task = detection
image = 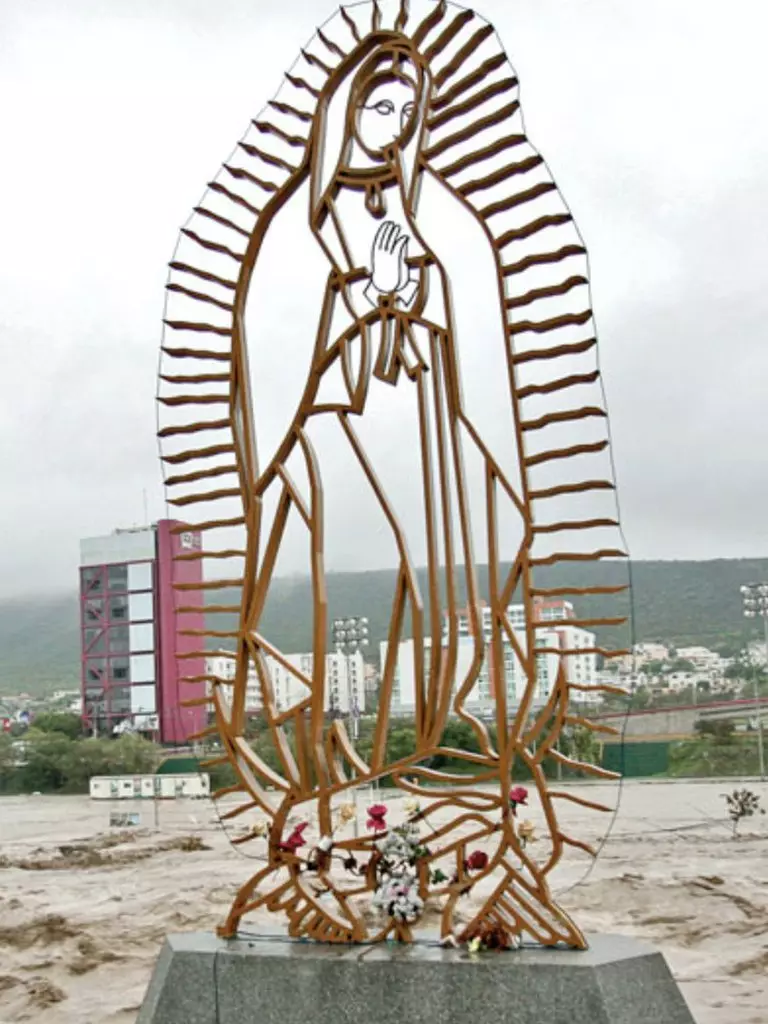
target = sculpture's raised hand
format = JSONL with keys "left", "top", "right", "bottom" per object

{"left": 370, "top": 221, "right": 409, "bottom": 293}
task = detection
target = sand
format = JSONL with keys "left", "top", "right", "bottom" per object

{"left": 1, "top": 780, "right": 766, "bottom": 1024}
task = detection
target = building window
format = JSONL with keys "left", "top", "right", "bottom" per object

{"left": 129, "top": 622, "right": 154, "bottom": 652}
{"left": 108, "top": 565, "right": 128, "bottom": 592}
{"left": 128, "top": 591, "right": 153, "bottom": 622}
{"left": 84, "top": 629, "right": 107, "bottom": 655}
{"left": 128, "top": 562, "right": 153, "bottom": 592}
{"left": 130, "top": 653, "right": 154, "bottom": 683}
{"left": 84, "top": 598, "right": 104, "bottom": 623}
{"left": 82, "top": 567, "right": 104, "bottom": 594}
{"left": 110, "top": 687, "right": 131, "bottom": 714}
{"left": 109, "top": 595, "right": 129, "bottom": 621}
{"left": 86, "top": 659, "right": 106, "bottom": 685}
{"left": 110, "top": 658, "right": 130, "bottom": 682}
{"left": 110, "top": 626, "right": 130, "bottom": 653}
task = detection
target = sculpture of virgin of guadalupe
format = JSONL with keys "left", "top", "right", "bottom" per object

{"left": 158, "top": 0, "right": 631, "bottom": 949}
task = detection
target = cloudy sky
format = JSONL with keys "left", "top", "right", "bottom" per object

{"left": 1, "top": 0, "right": 766, "bottom": 598}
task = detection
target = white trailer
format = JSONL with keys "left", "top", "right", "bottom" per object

{"left": 89, "top": 773, "right": 210, "bottom": 800}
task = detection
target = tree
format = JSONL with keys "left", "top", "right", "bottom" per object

{"left": 669, "top": 736, "right": 768, "bottom": 778}
{"left": 0, "top": 731, "right": 162, "bottom": 794}
{"left": 59, "top": 734, "right": 158, "bottom": 791}
{"left": 640, "top": 659, "right": 667, "bottom": 676}
{"left": 713, "top": 636, "right": 750, "bottom": 660}
{"left": 667, "top": 658, "right": 696, "bottom": 674}
{"left": 560, "top": 725, "right": 600, "bottom": 767}
{"left": 695, "top": 719, "right": 735, "bottom": 743}
{"left": 31, "top": 711, "right": 84, "bottom": 740}
{"left": 0, "top": 733, "right": 16, "bottom": 792}
{"left": 386, "top": 726, "right": 417, "bottom": 764}
{"left": 17, "top": 731, "right": 73, "bottom": 791}
{"left": 630, "top": 686, "right": 652, "bottom": 710}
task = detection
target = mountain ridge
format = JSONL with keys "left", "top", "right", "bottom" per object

{"left": 1, "top": 557, "right": 766, "bottom": 695}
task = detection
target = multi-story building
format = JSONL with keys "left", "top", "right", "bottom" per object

{"left": 634, "top": 642, "right": 670, "bottom": 664}
{"left": 363, "top": 662, "right": 380, "bottom": 706}
{"left": 205, "top": 649, "right": 366, "bottom": 715}
{"left": 675, "top": 646, "right": 724, "bottom": 674}
{"left": 383, "top": 631, "right": 562, "bottom": 718}
{"left": 617, "top": 642, "right": 670, "bottom": 674}
{"left": 381, "top": 599, "right": 598, "bottom": 717}
{"left": 456, "top": 598, "right": 598, "bottom": 701}
{"left": 79, "top": 521, "right": 206, "bottom": 744}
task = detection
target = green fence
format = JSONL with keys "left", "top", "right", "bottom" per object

{"left": 161, "top": 747, "right": 674, "bottom": 780}
{"left": 602, "top": 741, "right": 670, "bottom": 777}
{"left": 157, "top": 756, "right": 200, "bottom": 775}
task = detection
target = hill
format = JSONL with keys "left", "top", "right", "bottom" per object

{"left": 0, "top": 593, "right": 81, "bottom": 696}
{"left": 213, "top": 558, "right": 768, "bottom": 658}
{"left": 1, "top": 559, "right": 766, "bottom": 696}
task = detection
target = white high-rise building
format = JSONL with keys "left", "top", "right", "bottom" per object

{"left": 380, "top": 599, "right": 598, "bottom": 717}
{"left": 206, "top": 649, "right": 366, "bottom": 715}
{"left": 382, "top": 632, "right": 563, "bottom": 717}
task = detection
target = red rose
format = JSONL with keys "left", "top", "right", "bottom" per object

{"left": 466, "top": 850, "right": 488, "bottom": 871}
{"left": 509, "top": 786, "right": 528, "bottom": 806}
{"left": 366, "top": 803, "right": 388, "bottom": 831}
{"left": 278, "top": 822, "right": 308, "bottom": 852}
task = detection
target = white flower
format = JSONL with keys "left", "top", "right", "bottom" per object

{"left": 518, "top": 820, "right": 537, "bottom": 844}
{"left": 403, "top": 798, "right": 421, "bottom": 815}
{"left": 338, "top": 803, "right": 356, "bottom": 824}
{"left": 372, "top": 869, "right": 423, "bottom": 922}
{"left": 375, "top": 831, "right": 414, "bottom": 860}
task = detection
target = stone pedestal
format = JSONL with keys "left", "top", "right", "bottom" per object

{"left": 137, "top": 931, "right": 696, "bottom": 1024}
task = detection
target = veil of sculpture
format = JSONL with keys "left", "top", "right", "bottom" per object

{"left": 158, "top": 0, "right": 631, "bottom": 948}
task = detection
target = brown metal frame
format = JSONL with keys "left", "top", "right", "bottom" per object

{"left": 158, "top": 0, "right": 630, "bottom": 949}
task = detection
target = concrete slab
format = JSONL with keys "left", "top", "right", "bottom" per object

{"left": 137, "top": 931, "right": 697, "bottom": 1024}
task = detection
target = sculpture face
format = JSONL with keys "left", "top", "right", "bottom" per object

{"left": 355, "top": 72, "right": 416, "bottom": 156}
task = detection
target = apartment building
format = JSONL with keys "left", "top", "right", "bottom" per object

{"left": 78, "top": 521, "right": 206, "bottom": 744}
{"left": 381, "top": 599, "right": 598, "bottom": 717}
{"left": 206, "top": 649, "right": 366, "bottom": 715}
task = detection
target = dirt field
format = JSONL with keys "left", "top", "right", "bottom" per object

{"left": 1, "top": 780, "right": 766, "bottom": 1023}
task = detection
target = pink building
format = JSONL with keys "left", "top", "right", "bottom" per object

{"left": 78, "top": 520, "right": 207, "bottom": 744}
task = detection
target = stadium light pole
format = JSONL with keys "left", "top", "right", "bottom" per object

{"left": 331, "top": 615, "right": 369, "bottom": 834}
{"left": 739, "top": 583, "right": 767, "bottom": 780}
{"left": 331, "top": 616, "right": 368, "bottom": 742}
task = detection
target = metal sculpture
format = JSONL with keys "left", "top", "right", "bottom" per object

{"left": 158, "top": 0, "right": 630, "bottom": 948}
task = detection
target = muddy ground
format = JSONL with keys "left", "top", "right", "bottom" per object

{"left": 1, "top": 780, "right": 766, "bottom": 1023}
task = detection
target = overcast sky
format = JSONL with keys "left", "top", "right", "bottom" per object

{"left": 1, "top": 0, "right": 766, "bottom": 598}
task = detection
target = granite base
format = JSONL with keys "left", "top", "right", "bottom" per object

{"left": 137, "top": 931, "right": 696, "bottom": 1024}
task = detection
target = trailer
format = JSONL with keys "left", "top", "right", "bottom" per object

{"left": 89, "top": 773, "right": 210, "bottom": 800}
